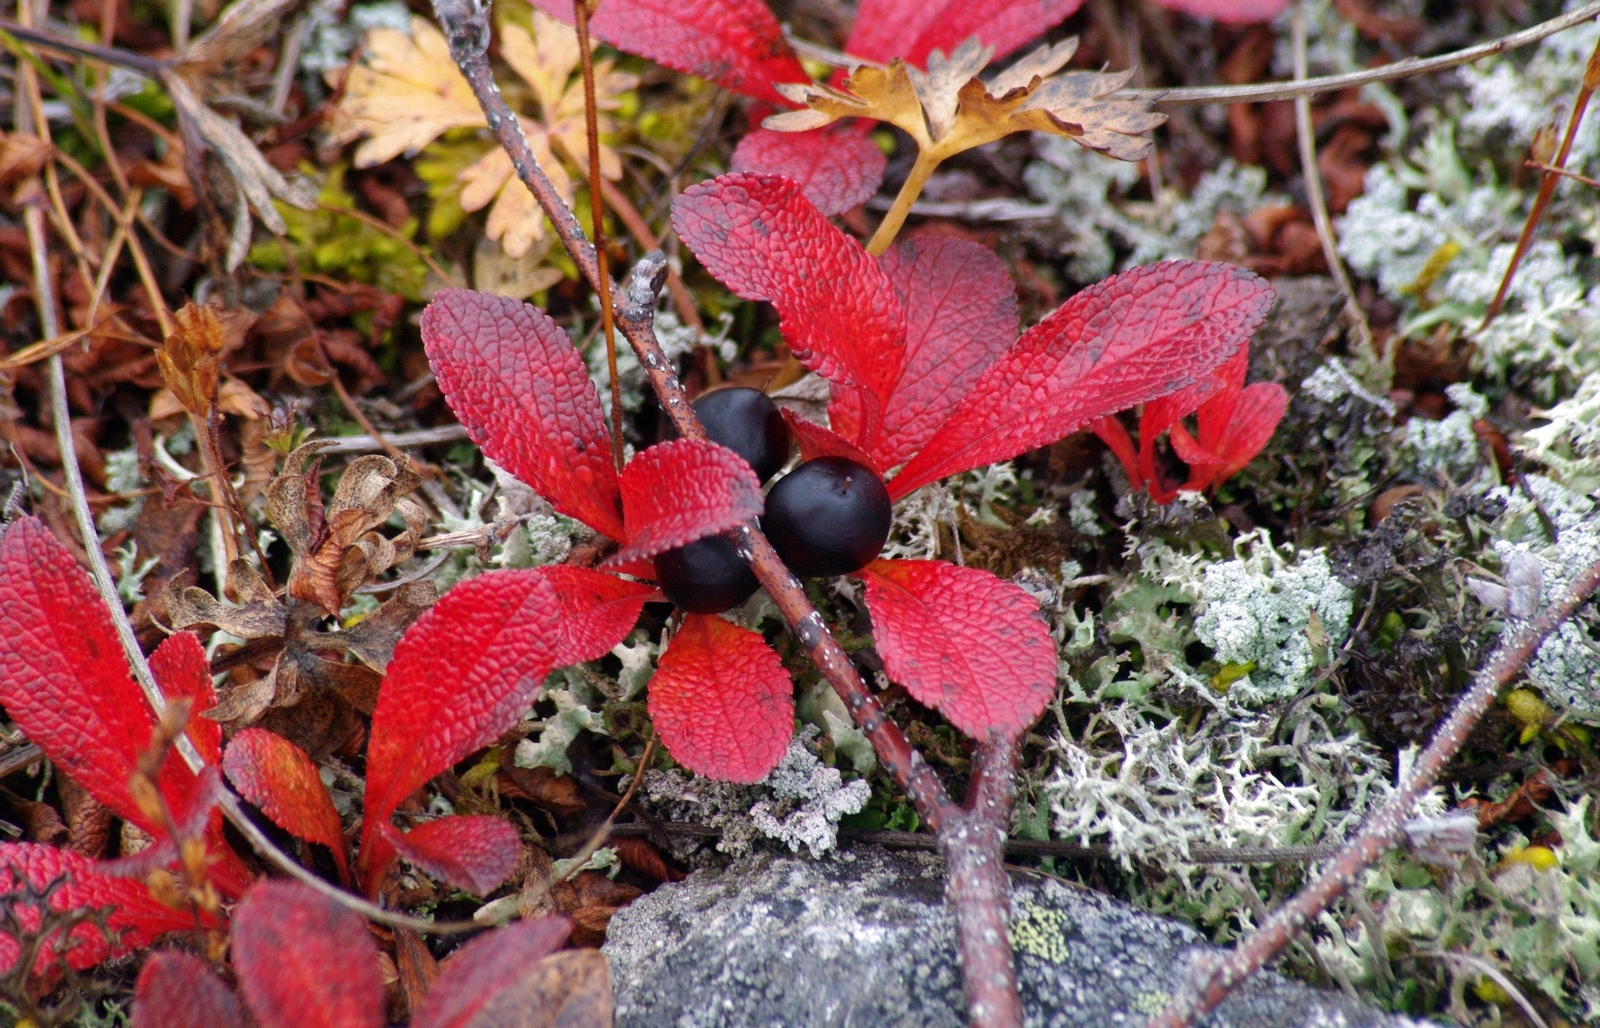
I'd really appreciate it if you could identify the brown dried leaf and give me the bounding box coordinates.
[340,581,438,671]
[768,35,1162,164]
[496,765,586,818]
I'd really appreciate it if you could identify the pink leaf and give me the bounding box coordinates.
[223,729,348,883]
[421,289,624,541]
[648,614,793,783]
[232,880,385,1028]
[132,952,248,1028]
[673,173,906,446]
[0,518,249,896]
[409,916,573,1028]
[379,816,519,896]
[531,0,810,106]
[1191,381,1288,487]
[0,843,210,974]
[857,560,1054,738]
[1148,0,1289,24]
[890,261,1275,499]
[148,631,221,766]
[846,0,1085,67]
[781,410,882,473]
[608,439,763,566]
[361,566,645,891]
[870,235,1018,468]
[730,128,886,216]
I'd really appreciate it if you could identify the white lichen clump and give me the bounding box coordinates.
[748,731,871,858]
[1193,532,1354,704]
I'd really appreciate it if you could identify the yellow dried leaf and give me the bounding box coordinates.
[328,17,484,167]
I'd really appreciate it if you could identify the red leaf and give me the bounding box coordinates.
[846,0,1084,67]
[0,843,208,974]
[1090,415,1142,490]
[609,439,763,567]
[890,261,1275,499]
[857,560,1054,738]
[1148,0,1289,24]
[531,0,809,106]
[1135,349,1235,495]
[360,566,644,891]
[870,235,1018,469]
[409,916,572,1028]
[232,880,385,1028]
[421,289,624,541]
[132,952,248,1028]
[538,565,654,667]
[148,631,221,766]
[1180,381,1288,489]
[672,173,906,445]
[730,128,886,216]
[781,410,882,473]
[0,519,250,896]
[647,614,793,783]
[223,729,348,884]
[379,816,519,896]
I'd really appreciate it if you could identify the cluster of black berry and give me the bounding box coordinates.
[656,388,891,612]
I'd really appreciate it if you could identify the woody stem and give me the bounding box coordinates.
[433,2,1022,1023]
[866,148,940,256]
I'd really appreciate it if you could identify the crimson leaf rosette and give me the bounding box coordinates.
[670,171,1277,741]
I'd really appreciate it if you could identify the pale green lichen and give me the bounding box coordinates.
[1192,532,1354,704]
[1010,904,1070,964]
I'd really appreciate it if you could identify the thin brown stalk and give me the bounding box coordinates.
[573,0,626,472]
[1292,0,1370,346]
[1150,556,1600,1028]
[432,2,1021,1019]
[1525,160,1600,188]
[1481,36,1600,327]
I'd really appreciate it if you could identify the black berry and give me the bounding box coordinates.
[675,387,791,483]
[763,457,891,577]
[655,536,760,613]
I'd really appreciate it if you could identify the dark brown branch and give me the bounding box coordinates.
[431,3,1020,1020]
[1150,556,1600,1028]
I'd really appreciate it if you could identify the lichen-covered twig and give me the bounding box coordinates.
[1149,555,1600,1028]
[431,1,1022,1021]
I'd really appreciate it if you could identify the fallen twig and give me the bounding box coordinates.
[1149,555,1600,1028]
[430,0,1023,1021]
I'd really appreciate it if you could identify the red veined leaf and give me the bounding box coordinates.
[132,952,248,1028]
[0,519,250,897]
[1174,381,1288,490]
[531,0,809,106]
[0,843,211,974]
[729,128,886,216]
[409,916,573,1028]
[421,289,624,541]
[856,560,1054,738]
[890,261,1275,500]
[360,570,559,891]
[870,235,1018,469]
[1148,0,1290,24]
[1135,349,1236,496]
[147,631,221,766]
[1192,348,1249,444]
[781,410,882,473]
[846,0,1084,67]
[360,566,645,891]
[538,565,655,666]
[1090,415,1143,491]
[379,816,519,896]
[608,439,764,567]
[1166,426,1229,498]
[223,729,349,884]
[232,880,385,1028]
[96,767,227,882]
[647,614,793,783]
[673,173,906,446]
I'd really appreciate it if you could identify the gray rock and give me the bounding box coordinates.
[604,848,1421,1028]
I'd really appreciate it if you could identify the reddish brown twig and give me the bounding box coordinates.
[1525,161,1600,188]
[1149,556,1600,1028]
[430,2,1021,1022]
[1482,36,1600,328]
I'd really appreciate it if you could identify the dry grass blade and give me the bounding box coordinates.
[1480,35,1600,327]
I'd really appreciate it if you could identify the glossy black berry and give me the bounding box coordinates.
[675,387,791,483]
[763,457,892,577]
[655,536,760,613]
